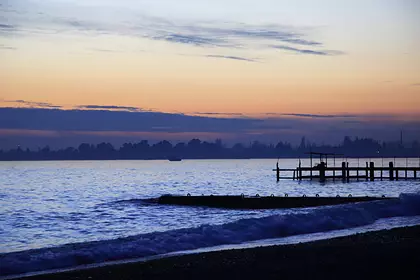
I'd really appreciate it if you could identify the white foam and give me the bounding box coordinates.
[1,193,419,277]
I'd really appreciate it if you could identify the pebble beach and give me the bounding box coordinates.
[11,225,420,280]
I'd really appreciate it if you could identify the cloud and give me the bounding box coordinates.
[0,44,16,50]
[0,23,17,37]
[89,48,123,53]
[270,113,404,120]
[271,45,343,56]
[279,113,358,118]
[0,108,259,133]
[411,83,420,86]
[75,105,144,112]
[193,112,245,116]
[1,108,419,149]
[0,24,15,29]
[2,99,62,108]
[280,38,321,46]
[144,24,324,50]
[150,33,228,47]
[211,27,322,46]
[1,1,342,58]
[205,55,258,62]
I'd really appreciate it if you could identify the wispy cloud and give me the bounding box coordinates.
[0,23,17,37]
[0,44,16,50]
[89,48,123,53]
[271,45,343,56]
[0,24,14,29]
[2,99,62,108]
[205,55,258,62]
[75,105,144,112]
[142,23,325,51]
[193,112,245,116]
[150,33,228,47]
[1,1,343,60]
[280,113,358,118]
[265,113,408,121]
[411,83,420,86]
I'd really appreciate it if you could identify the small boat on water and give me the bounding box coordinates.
[168,156,182,162]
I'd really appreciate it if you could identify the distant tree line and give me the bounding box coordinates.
[0,137,419,161]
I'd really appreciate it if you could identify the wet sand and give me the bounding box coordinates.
[13,225,420,280]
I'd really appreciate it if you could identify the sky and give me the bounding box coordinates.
[0,0,419,148]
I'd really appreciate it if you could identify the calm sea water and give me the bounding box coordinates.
[1,158,419,255]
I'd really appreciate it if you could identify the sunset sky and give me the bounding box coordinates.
[0,0,420,148]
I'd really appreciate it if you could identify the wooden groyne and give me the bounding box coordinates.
[274,153,420,182]
[145,195,393,209]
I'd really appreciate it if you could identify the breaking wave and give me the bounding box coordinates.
[1,193,419,277]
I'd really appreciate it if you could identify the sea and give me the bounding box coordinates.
[1,158,420,277]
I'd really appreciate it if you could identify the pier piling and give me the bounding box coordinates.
[346,162,350,182]
[319,162,326,182]
[389,162,394,181]
[369,162,375,181]
[298,161,302,181]
[342,162,346,181]
[380,163,383,180]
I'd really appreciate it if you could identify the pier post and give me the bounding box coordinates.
[346,162,350,182]
[396,168,399,181]
[415,170,417,179]
[365,162,369,181]
[276,162,280,182]
[342,162,346,181]
[389,162,394,181]
[369,162,375,181]
[310,154,313,180]
[319,162,326,182]
[299,160,302,181]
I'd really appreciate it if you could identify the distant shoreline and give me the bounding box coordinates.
[1,156,420,162]
[1,136,419,161]
[11,225,420,280]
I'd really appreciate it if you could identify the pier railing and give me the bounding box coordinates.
[274,161,420,182]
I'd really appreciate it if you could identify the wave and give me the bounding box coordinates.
[109,198,152,205]
[1,193,420,277]
[96,198,159,208]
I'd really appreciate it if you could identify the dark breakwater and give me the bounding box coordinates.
[147,195,394,209]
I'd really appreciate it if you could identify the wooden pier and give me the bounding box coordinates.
[274,153,420,182]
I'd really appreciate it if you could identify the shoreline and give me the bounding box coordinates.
[1,156,420,162]
[9,225,420,280]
